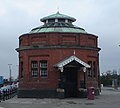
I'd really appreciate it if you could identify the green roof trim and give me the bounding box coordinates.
[29,27,87,34]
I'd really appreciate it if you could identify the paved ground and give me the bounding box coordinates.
[0,87,120,108]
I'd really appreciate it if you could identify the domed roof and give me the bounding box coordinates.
[29,12,87,34]
[40,11,76,22]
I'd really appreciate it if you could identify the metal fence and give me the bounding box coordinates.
[0,83,18,102]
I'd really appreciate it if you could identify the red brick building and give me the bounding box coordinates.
[16,12,101,98]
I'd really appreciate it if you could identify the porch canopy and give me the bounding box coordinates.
[54,55,90,72]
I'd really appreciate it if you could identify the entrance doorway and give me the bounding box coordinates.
[64,67,78,98]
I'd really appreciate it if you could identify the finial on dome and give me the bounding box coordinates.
[57,7,60,14]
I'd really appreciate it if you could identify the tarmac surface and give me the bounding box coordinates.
[0,87,120,108]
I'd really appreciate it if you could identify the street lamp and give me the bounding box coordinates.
[8,64,12,84]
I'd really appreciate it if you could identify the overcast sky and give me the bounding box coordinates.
[0,0,120,79]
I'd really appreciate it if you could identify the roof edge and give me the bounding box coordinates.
[54,55,90,68]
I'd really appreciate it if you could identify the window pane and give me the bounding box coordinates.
[40,61,47,68]
[32,69,38,77]
[31,61,38,77]
[88,61,92,77]
[40,60,48,77]
[40,69,47,77]
[31,61,38,68]
[93,61,96,77]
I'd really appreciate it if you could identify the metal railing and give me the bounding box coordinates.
[0,83,18,102]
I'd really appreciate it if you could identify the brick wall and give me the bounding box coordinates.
[18,32,100,90]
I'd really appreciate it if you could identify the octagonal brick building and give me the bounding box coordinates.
[16,12,101,98]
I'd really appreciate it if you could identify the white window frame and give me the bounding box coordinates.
[31,61,38,77]
[40,60,48,77]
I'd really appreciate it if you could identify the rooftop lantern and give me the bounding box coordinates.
[30,12,87,34]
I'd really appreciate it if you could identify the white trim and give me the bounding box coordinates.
[55,19,58,22]
[54,55,90,68]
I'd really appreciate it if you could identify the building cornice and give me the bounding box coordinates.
[16,45,101,52]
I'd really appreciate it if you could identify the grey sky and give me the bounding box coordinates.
[0,0,120,78]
